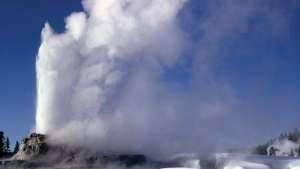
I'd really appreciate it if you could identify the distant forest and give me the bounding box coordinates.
[254,128,300,157]
[0,131,19,158]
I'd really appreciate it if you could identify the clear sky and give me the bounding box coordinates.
[0,0,83,143]
[0,0,300,148]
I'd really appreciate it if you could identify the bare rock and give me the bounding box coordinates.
[12,133,48,160]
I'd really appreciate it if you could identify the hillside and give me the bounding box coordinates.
[254,129,300,157]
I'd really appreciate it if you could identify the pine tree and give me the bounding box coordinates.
[14,141,19,154]
[254,144,268,155]
[5,137,10,153]
[294,128,300,142]
[0,131,5,157]
[287,128,300,142]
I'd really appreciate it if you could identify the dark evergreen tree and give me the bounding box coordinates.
[269,147,278,156]
[286,128,299,142]
[13,141,19,154]
[254,144,268,155]
[5,137,10,153]
[0,131,5,157]
[293,128,300,142]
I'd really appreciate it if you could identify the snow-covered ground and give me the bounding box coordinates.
[216,153,300,169]
[160,153,300,169]
[155,153,300,169]
[267,139,300,157]
[2,152,300,169]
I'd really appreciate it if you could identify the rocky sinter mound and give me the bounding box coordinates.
[2,133,151,168]
[13,133,48,161]
[2,133,203,169]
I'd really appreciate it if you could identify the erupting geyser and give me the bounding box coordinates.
[35,0,237,157]
[36,0,189,156]
[36,0,186,134]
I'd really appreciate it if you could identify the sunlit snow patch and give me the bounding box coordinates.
[224,165,244,169]
[288,161,300,169]
[161,168,199,169]
[224,161,270,169]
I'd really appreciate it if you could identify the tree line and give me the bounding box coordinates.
[0,131,19,158]
[254,128,300,156]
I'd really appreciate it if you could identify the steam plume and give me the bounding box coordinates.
[35,0,292,157]
[36,0,191,156]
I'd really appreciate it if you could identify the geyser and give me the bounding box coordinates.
[36,0,187,134]
[36,0,192,157]
[35,0,270,157]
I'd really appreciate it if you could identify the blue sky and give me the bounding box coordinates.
[0,0,300,148]
[0,0,82,143]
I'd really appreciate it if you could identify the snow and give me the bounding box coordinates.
[288,161,300,169]
[216,153,300,169]
[224,161,270,169]
[161,168,198,169]
[267,139,300,157]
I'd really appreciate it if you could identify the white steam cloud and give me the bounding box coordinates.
[36,0,192,157]
[35,0,289,158]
